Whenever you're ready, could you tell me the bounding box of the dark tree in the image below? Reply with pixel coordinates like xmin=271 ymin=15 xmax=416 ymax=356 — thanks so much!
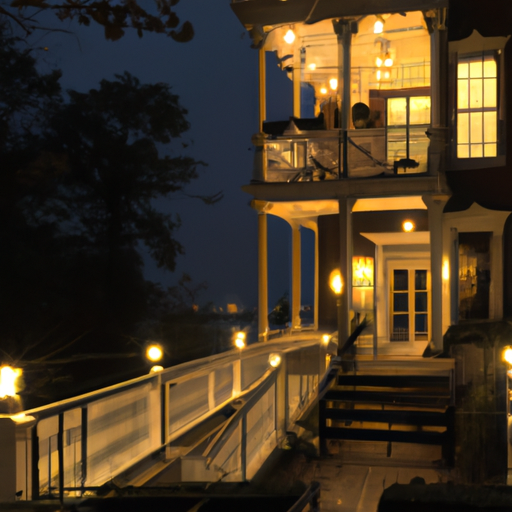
xmin=0 ymin=33 xmax=217 ymax=406
xmin=1 ymin=0 xmax=193 ymax=41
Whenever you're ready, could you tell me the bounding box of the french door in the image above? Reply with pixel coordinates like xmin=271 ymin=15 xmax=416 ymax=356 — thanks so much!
xmin=389 ymin=264 xmax=430 ymax=342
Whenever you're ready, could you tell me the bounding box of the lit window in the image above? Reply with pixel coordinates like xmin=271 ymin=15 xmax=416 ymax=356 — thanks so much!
xmin=457 ymin=52 xmax=498 ymax=158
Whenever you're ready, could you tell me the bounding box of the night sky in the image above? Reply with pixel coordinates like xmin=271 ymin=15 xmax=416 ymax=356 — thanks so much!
xmin=28 ymin=0 xmax=304 ymax=311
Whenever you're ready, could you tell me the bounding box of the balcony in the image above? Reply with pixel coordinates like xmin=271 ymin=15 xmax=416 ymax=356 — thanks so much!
xmin=257 ymin=127 xmax=430 ymax=184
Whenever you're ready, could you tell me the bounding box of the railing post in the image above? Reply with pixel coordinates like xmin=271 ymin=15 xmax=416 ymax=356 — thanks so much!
xmin=58 ymin=413 xmax=64 ymax=504
xmin=241 ymin=414 xmax=247 ymax=482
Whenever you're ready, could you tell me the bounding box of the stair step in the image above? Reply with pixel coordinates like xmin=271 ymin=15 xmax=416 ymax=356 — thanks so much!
xmin=324 ymin=390 xmax=451 ymax=407
xmin=322 ymin=408 xmax=449 ymax=426
xmin=337 ymin=375 xmax=450 ymax=388
xmin=321 ymin=426 xmax=447 ymax=445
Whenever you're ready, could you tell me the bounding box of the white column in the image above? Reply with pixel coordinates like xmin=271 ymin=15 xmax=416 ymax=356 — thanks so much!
xmin=291 ymin=222 xmax=301 ymax=329
xmin=258 ymin=212 xmax=269 ymax=341
xmin=338 ymin=198 xmax=354 ymax=349
xmin=302 ymin=218 xmax=319 ymax=330
xmin=423 ymin=194 xmax=449 ymax=351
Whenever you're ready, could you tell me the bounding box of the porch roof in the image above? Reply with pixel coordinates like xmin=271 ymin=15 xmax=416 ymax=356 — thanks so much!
xmin=231 ymin=0 xmax=448 ymax=28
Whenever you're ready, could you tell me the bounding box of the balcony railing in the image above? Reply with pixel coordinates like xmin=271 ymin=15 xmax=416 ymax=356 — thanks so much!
xmin=258 ymin=128 xmax=429 ymax=183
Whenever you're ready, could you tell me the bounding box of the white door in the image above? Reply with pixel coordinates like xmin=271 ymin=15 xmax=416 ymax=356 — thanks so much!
xmin=388 ymin=261 xmax=431 ymax=343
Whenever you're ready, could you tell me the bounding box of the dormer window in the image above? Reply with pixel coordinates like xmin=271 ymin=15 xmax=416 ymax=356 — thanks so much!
xmin=456 ymin=52 xmax=498 ymax=158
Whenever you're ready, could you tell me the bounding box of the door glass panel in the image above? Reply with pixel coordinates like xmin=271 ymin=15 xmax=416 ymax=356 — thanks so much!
xmin=392 ymin=314 xmax=409 ymax=341
xmin=394 ymin=270 xmax=408 ymax=290
xmin=415 ymin=291 xmax=428 ymax=311
xmin=415 ymin=270 xmax=427 ymax=290
xmin=415 ymin=314 xmax=428 ymax=340
xmin=394 ymin=294 xmax=408 ymax=312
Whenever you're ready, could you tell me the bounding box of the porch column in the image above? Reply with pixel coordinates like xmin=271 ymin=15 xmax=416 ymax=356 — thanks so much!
xmin=337 ymin=198 xmax=354 ymax=351
xmin=291 ymin=221 xmax=301 ymax=329
xmin=258 ymin=212 xmax=269 ymax=341
xmin=302 ymin=218 xmax=319 ymax=330
xmin=423 ymin=194 xmax=449 ymax=351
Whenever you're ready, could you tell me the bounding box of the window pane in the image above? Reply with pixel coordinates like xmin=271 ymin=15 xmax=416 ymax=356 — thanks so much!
xmin=457 ymin=113 xmax=469 ymax=144
xmin=458 ymin=61 xmax=469 ymax=79
xmin=394 ymin=270 xmax=408 ymax=291
xmin=483 ymin=78 xmax=497 ymax=108
xmin=415 ymin=292 xmax=428 ymax=312
xmin=484 ymin=143 xmax=497 ymax=157
xmin=387 ymin=127 xmax=407 ymax=160
xmin=483 ymin=58 xmax=497 ymax=78
xmin=471 ymin=144 xmax=483 ymax=157
xmin=483 ymin=111 xmax=497 ymax=143
xmin=415 ymin=270 xmax=427 ymax=290
xmin=458 ymin=79 xmax=469 ymax=109
xmin=394 ymin=293 xmax=408 ymax=312
xmin=469 ymin=78 xmax=483 ymax=109
xmin=470 ymin=112 xmax=483 ymax=143
xmin=469 ymin=60 xmax=482 ymax=78
xmin=458 ymin=144 xmax=469 ymax=158
xmin=387 ymin=98 xmax=407 ymax=125
xmin=409 ymin=96 xmax=431 ymax=125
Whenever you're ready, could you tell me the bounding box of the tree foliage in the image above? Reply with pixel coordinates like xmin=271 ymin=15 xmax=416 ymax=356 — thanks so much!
xmin=0 ymin=32 xmax=216 ymax=406
xmin=1 ymin=0 xmax=193 ymax=41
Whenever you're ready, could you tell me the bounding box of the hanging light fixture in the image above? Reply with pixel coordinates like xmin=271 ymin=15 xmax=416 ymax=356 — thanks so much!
xmin=284 ymin=28 xmax=295 ymax=44
xmin=373 ymin=15 xmax=384 ymax=34
xmin=384 ymin=52 xmax=393 ymax=67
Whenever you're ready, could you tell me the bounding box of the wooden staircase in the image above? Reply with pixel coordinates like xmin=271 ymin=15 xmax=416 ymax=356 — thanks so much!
xmin=319 ymin=367 xmax=455 ymax=465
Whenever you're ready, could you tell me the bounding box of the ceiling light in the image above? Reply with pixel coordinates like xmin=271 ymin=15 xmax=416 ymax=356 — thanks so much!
xmin=374 ymin=16 xmax=384 ymax=34
xmin=284 ymin=28 xmax=295 ymax=44
xmin=329 ymin=78 xmax=338 ymax=90
xmin=402 ymin=220 xmax=415 ymax=232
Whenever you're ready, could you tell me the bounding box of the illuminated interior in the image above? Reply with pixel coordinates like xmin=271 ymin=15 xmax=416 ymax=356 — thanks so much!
xmin=262 ymin=11 xmax=432 ymax=177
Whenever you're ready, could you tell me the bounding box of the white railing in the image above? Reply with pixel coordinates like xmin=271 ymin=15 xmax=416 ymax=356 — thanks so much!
xmin=0 ymin=333 xmax=332 ymax=502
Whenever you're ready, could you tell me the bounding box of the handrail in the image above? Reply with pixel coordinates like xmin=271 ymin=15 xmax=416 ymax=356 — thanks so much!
xmin=286 ymin=481 xmax=321 ymax=512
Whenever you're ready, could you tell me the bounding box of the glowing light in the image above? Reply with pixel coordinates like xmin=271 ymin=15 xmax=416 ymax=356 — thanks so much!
xmin=376 ymin=70 xmax=382 ymax=81
xmin=374 ymin=19 xmax=384 ymax=34
xmin=308 ymin=63 xmax=317 ymax=70
xmin=284 ymin=29 xmax=295 ymax=44
xmin=268 ymin=353 xmax=282 ymax=368
xmin=503 ymin=347 xmax=512 ymax=365
xmin=329 ymin=269 xmax=343 ymax=295
xmin=384 ymin=71 xmax=390 ymax=79
xmin=234 ymin=331 xmax=246 ymax=349
xmin=402 ymin=220 xmax=415 ymax=233
xmin=442 ymin=260 xmax=450 ymax=281
xmin=329 ymin=78 xmax=338 ymax=90
xmin=384 ymin=54 xmax=393 ymax=67
xmin=322 ymin=334 xmax=331 ymax=345
xmin=352 ymin=257 xmax=374 ymax=287
xmin=375 ymin=56 xmax=383 ymax=67
xmin=146 ymin=344 xmax=163 ymax=362
xmin=150 ymin=365 xmax=164 ymax=373
xmin=0 ymin=366 xmax=21 ymax=398
xmin=320 ymin=87 xmax=328 ymax=95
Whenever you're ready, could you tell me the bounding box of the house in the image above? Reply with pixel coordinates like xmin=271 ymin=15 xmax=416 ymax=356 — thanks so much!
xmin=230 ymin=0 xmax=512 ymax=359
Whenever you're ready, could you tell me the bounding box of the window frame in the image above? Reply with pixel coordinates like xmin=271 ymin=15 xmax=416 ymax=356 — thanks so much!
xmin=451 ymin=46 xmax=506 ymax=169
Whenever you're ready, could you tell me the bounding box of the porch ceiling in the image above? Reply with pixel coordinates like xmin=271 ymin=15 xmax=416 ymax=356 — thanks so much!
xmin=251 ymin=199 xmax=338 ymax=221
xmin=353 ymin=196 xmax=427 ymax=212
xmin=361 ymin=231 xmax=430 ymax=245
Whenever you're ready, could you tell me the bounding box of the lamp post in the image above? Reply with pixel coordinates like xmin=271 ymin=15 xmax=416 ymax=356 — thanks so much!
xmin=0 ymin=365 xmax=23 ymax=414
xmin=329 ymin=268 xmax=343 ymax=354
xmin=145 ymin=343 xmax=164 ymax=373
